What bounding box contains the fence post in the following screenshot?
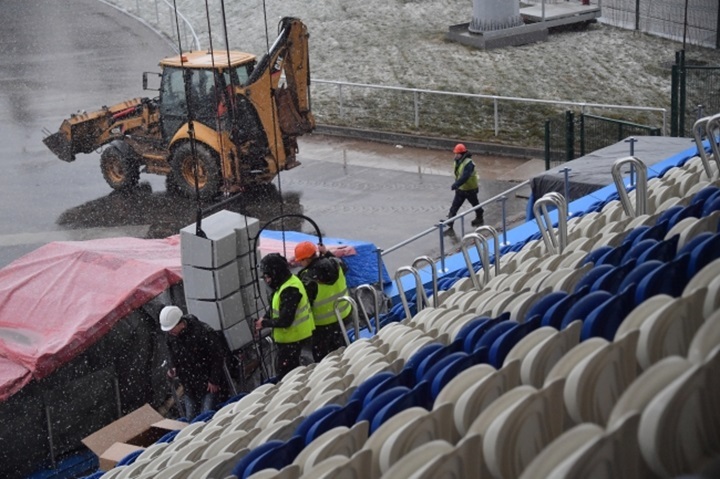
[154,0,159,25]
[338,84,344,119]
[678,49,686,136]
[497,195,509,245]
[579,113,586,156]
[565,111,575,162]
[494,98,499,136]
[671,52,679,137]
[414,91,420,128]
[544,120,551,170]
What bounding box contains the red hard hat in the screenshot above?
[294,241,318,262]
[453,143,467,154]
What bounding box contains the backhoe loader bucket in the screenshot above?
[42,130,75,162]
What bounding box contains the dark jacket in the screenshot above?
[260,269,303,330]
[166,315,226,399]
[298,253,348,303]
[452,153,476,190]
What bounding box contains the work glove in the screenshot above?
[451,183,458,190]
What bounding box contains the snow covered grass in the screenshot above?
[108,0,720,146]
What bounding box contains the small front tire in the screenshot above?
[100,146,139,190]
[170,142,221,200]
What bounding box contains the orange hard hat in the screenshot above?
[453,143,467,154]
[294,241,318,262]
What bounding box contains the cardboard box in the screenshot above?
[182,261,240,300]
[82,404,185,471]
[186,290,245,331]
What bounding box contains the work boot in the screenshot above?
[471,211,484,227]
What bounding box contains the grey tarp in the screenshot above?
[531,136,697,204]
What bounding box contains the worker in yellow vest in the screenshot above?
[295,241,351,361]
[254,253,315,380]
[446,143,484,230]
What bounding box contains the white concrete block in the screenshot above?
[223,318,255,351]
[236,251,257,287]
[235,216,260,255]
[186,290,245,331]
[180,210,245,268]
[182,261,240,300]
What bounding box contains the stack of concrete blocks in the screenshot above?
[180,210,261,352]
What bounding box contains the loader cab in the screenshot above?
[157,51,256,142]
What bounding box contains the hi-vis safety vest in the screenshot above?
[454,156,478,191]
[271,275,314,344]
[312,266,351,326]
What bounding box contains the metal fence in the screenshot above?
[671,50,720,137]
[312,79,667,150]
[544,111,662,170]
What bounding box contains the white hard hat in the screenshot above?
[159,306,183,332]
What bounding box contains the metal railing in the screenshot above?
[376,180,531,287]
[314,79,668,142]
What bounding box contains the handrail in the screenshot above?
[313,79,668,133]
[611,156,648,218]
[354,284,382,333]
[474,225,501,277]
[533,192,568,254]
[394,266,425,320]
[460,233,492,289]
[704,113,720,180]
[693,115,715,179]
[158,0,201,51]
[412,256,439,308]
[333,296,361,346]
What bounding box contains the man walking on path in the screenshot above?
[446,143,484,230]
[255,253,315,380]
[295,241,351,361]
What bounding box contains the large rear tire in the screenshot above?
[100,146,139,190]
[170,142,221,200]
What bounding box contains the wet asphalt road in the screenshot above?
[0,0,530,276]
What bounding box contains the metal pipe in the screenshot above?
[414,91,420,128]
[692,115,714,178]
[460,233,491,289]
[704,113,720,179]
[355,284,382,333]
[474,225,501,277]
[334,296,361,344]
[533,193,568,254]
[412,256,438,308]
[394,266,424,320]
[611,156,648,218]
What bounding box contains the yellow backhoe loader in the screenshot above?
[43,17,314,199]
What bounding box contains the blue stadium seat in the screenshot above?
[240,436,304,479]
[655,206,684,227]
[617,260,664,294]
[678,231,713,257]
[487,315,542,369]
[580,284,636,341]
[668,202,704,229]
[293,404,342,445]
[560,290,613,330]
[574,264,614,293]
[691,185,720,206]
[155,429,180,444]
[631,220,669,246]
[115,449,143,467]
[454,316,493,346]
[621,226,651,248]
[470,321,518,355]
[230,440,285,479]
[363,368,414,407]
[635,254,691,304]
[542,286,590,329]
[403,343,444,382]
[581,246,613,266]
[217,393,248,409]
[526,291,568,320]
[414,340,464,383]
[305,399,362,444]
[421,352,475,397]
[688,233,720,278]
[591,259,637,294]
[702,196,720,218]
[369,381,433,434]
[636,235,679,264]
[191,410,216,423]
[356,387,410,431]
[461,317,501,354]
[621,239,659,264]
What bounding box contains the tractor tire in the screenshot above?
[171,142,221,200]
[100,146,140,190]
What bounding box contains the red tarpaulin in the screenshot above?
[0,236,182,401]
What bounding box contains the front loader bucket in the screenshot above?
[43,131,75,162]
